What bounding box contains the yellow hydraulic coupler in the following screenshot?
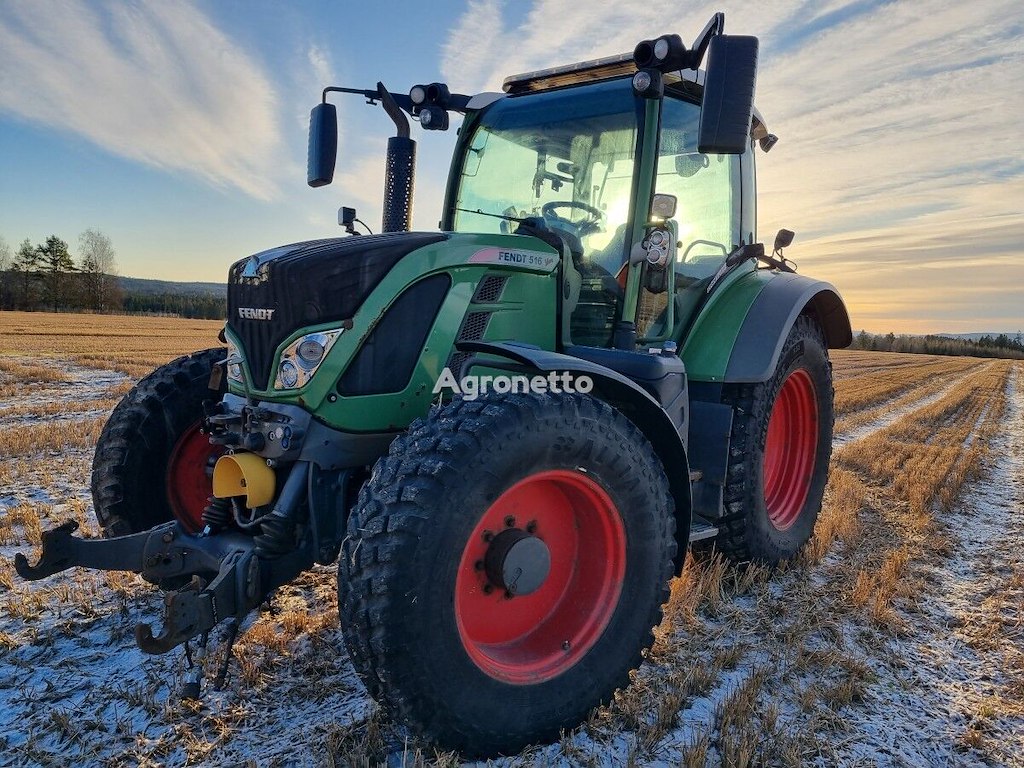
[212,453,276,508]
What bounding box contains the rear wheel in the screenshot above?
[717,316,833,562]
[91,348,225,536]
[338,393,675,755]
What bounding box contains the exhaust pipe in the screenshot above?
[377,82,416,232]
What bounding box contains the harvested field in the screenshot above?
[0,310,223,379]
[0,312,1021,766]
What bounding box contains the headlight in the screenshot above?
[274,329,343,390]
[226,338,246,385]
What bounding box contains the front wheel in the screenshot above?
[717,315,834,562]
[338,393,675,755]
[91,348,225,536]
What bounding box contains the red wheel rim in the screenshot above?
[763,368,818,531]
[455,469,626,684]
[166,420,221,532]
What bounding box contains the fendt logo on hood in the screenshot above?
[238,307,276,321]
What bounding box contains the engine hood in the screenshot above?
[227,232,447,389]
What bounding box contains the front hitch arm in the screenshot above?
[135,551,254,654]
[14,521,177,580]
[134,545,313,655]
[15,515,315,655]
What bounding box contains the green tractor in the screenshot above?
[17,14,850,756]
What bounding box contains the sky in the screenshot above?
[0,0,1022,334]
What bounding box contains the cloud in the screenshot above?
[0,0,284,200]
[441,0,1024,332]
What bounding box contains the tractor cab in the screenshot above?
[444,68,764,349]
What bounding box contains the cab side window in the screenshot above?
[656,95,742,280]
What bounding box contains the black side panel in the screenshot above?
[724,274,851,383]
[227,233,446,389]
[566,345,687,433]
[687,400,734,521]
[338,274,451,396]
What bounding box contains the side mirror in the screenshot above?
[774,228,795,252]
[307,103,338,187]
[698,35,758,155]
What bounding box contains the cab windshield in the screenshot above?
[451,78,643,273]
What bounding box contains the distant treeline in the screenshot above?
[0,270,226,319]
[121,292,226,319]
[0,231,226,320]
[850,330,1024,360]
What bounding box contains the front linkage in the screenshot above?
[16,463,316,657]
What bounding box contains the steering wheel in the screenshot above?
[541,201,604,237]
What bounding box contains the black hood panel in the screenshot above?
[227,232,447,390]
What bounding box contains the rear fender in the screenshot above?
[725,273,851,383]
[457,340,692,572]
[683,269,851,383]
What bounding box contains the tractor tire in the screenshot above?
[91,348,225,537]
[338,393,675,756]
[717,315,833,563]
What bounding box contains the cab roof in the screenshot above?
[500,53,769,141]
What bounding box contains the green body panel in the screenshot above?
[679,263,773,382]
[227,232,558,432]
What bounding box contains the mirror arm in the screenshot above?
[688,12,725,69]
[322,86,379,103]
[321,85,417,120]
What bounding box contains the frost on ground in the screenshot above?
[833,364,1024,765]
[1,352,1022,767]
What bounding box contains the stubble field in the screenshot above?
[0,311,1021,767]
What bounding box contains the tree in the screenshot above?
[0,236,12,309]
[37,235,76,311]
[12,238,41,309]
[78,228,121,311]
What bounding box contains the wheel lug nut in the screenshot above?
[504,516,515,528]
[526,520,537,534]
[562,640,571,651]
[482,531,493,543]
[504,590,514,600]
[482,584,493,594]
[474,560,484,571]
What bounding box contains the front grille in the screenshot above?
[226,232,446,389]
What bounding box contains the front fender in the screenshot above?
[457,340,692,571]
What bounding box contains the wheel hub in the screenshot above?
[484,529,550,596]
